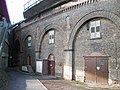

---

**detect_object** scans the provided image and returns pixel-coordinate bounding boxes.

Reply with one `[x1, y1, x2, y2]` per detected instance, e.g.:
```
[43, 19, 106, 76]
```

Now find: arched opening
[27, 56, 32, 65]
[48, 54, 55, 75]
[13, 39, 20, 67]
[38, 24, 67, 58]
[72, 17, 120, 84]
[67, 10, 120, 83]
[22, 35, 36, 72]
[39, 27, 65, 77]
[27, 55, 35, 72]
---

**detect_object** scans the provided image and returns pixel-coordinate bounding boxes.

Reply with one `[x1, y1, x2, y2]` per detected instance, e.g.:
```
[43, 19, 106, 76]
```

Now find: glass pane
[49, 30, 54, 36]
[49, 30, 55, 44]
[49, 31, 51, 36]
[28, 43, 32, 47]
[51, 39, 54, 43]
[95, 32, 101, 38]
[49, 39, 51, 44]
[28, 36, 32, 41]
[90, 21, 95, 27]
[49, 35, 51, 39]
[96, 20, 100, 26]
[91, 27, 95, 33]
[52, 35, 54, 39]
[96, 26, 100, 32]
[50, 55, 54, 60]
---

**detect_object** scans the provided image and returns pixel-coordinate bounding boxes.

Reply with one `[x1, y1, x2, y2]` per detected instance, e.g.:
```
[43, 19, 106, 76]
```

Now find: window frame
[27, 36, 32, 47]
[90, 20, 101, 39]
[49, 30, 55, 44]
[28, 36, 32, 41]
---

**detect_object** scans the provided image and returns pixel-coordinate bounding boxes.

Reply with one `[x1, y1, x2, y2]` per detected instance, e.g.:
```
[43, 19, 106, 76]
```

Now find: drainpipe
[114, 34, 119, 84]
[115, 41, 118, 84]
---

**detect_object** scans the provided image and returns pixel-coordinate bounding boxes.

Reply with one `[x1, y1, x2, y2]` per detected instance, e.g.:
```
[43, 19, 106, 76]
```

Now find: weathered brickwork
[14, 0, 120, 84]
[40, 30, 65, 77]
[74, 18, 120, 83]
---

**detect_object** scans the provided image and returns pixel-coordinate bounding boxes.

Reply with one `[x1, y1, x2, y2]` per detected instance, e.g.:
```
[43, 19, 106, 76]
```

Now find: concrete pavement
[7, 69, 120, 90]
[7, 70, 47, 90]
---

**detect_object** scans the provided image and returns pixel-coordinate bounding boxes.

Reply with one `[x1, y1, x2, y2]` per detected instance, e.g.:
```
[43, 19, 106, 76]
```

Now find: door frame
[27, 56, 32, 65]
[48, 53, 55, 75]
[84, 56, 109, 84]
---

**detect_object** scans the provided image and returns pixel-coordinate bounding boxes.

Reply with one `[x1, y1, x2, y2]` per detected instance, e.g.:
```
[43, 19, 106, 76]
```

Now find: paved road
[7, 70, 47, 90]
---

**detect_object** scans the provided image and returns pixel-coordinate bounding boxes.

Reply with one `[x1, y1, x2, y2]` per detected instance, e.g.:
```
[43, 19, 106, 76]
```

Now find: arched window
[27, 36, 32, 47]
[48, 54, 55, 61]
[49, 30, 55, 44]
[90, 20, 101, 39]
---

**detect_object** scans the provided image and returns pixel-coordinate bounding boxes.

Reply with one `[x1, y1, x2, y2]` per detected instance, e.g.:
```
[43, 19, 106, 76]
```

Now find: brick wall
[14, 0, 120, 84]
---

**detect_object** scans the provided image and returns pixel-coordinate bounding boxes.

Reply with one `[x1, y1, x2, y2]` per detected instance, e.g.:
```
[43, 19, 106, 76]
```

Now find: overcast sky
[6, 0, 29, 24]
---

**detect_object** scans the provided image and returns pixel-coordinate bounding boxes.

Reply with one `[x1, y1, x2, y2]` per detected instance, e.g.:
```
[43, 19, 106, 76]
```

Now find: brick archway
[69, 10, 120, 49]
[48, 53, 55, 75]
[21, 31, 36, 51]
[38, 24, 67, 54]
[13, 39, 21, 67]
[68, 10, 120, 80]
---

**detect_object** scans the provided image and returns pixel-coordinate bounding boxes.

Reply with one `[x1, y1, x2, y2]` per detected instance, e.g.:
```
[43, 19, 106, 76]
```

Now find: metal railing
[38, 0, 101, 20]
[24, 0, 43, 11]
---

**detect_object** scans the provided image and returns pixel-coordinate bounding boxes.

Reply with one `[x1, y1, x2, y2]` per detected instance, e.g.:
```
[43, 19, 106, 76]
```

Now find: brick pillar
[63, 49, 73, 80]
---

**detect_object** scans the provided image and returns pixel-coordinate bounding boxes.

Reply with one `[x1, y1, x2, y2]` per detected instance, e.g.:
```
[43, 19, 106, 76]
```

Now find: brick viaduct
[13, 0, 120, 84]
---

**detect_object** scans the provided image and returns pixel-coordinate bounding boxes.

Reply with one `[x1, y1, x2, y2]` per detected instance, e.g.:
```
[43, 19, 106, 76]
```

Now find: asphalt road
[7, 70, 47, 90]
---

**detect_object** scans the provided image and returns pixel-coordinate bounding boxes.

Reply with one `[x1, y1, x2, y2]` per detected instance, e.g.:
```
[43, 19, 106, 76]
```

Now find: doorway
[12, 39, 20, 67]
[27, 56, 35, 72]
[84, 56, 108, 84]
[48, 54, 55, 75]
[27, 56, 32, 65]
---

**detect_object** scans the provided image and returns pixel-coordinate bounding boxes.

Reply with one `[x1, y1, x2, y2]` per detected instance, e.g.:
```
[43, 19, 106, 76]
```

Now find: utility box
[36, 59, 48, 75]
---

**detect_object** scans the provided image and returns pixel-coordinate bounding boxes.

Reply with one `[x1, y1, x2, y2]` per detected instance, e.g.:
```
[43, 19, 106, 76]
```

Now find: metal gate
[84, 56, 108, 84]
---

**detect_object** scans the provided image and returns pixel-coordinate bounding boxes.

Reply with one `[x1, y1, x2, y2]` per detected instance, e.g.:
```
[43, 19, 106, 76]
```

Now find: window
[90, 20, 101, 39]
[28, 43, 32, 47]
[27, 36, 32, 47]
[49, 30, 55, 44]
[28, 36, 31, 41]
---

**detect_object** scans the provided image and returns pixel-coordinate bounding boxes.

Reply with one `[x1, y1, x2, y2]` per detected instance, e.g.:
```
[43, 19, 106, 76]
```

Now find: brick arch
[14, 38, 21, 51]
[21, 31, 36, 51]
[68, 10, 120, 80]
[69, 10, 120, 49]
[48, 53, 55, 61]
[14, 39, 20, 50]
[13, 39, 21, 67]
[38, 23, 67, 52]
[14, 34, 23, 52]
[20, 33, 36, 69]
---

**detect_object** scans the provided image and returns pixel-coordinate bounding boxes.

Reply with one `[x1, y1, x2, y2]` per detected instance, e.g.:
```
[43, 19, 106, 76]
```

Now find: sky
[6, 0, 29, 24]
